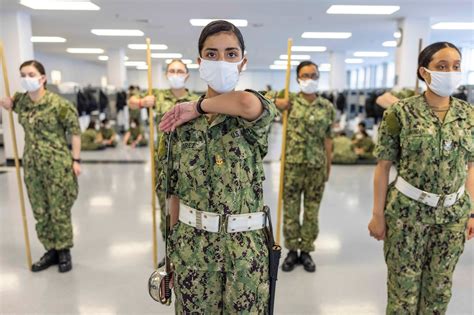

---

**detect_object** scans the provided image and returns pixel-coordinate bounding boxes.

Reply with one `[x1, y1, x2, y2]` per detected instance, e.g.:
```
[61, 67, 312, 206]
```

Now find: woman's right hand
[368, 212, 386, 241]
[0, 97, 13, 110]
[143, 95, 156, 108]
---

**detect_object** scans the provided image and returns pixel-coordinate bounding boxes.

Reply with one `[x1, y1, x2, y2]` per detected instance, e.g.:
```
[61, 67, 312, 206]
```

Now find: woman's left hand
[467, 217, 474, 240]
[73, 161, 81, 176]
[159, 101, 200, 132]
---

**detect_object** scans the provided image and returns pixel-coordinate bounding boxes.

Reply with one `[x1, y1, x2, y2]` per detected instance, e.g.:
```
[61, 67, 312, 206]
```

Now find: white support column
[395, 18, 431, 89]
[329, 52, 346, 92]
[0, 11, 34, 161]
[107, 49, 127, 90]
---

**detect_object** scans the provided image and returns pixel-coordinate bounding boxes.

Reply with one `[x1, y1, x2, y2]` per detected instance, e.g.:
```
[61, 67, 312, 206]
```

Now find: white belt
[179, 202, 266, 233]
[394, 177, 465, 208]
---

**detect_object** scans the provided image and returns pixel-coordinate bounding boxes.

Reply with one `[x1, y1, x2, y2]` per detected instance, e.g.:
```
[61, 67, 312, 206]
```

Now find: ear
[39, 74, 47, 84]
[238, 57, 248, 73]
[197, 57, 202, 66]
[419, 67, 431, 84]
[184, 72, 190, 81]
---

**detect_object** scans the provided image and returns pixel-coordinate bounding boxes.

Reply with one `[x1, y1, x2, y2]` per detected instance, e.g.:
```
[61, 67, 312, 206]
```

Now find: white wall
[35, 52, 107, 86]
[127, 68, 330, 93]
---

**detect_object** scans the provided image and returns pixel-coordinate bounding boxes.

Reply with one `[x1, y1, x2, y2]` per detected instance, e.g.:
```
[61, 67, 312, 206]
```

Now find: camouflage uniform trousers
[283, 163, 326, 252]
[173, 265, 269, 314]
[384, 202, 468, 314]
[23, 155, 78, 250]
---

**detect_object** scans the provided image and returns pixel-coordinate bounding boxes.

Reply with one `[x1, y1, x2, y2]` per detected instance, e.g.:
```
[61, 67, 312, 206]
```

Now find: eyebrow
[204, 47, 240, 51]
[435, 59, 461, 63]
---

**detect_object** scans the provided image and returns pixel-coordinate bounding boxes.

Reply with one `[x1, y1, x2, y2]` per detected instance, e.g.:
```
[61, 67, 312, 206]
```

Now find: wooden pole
[276, 38, 293, 246]
[146, 38, 158, 268]
[415, 38, 423, 95]
[0, 41, 32, 268]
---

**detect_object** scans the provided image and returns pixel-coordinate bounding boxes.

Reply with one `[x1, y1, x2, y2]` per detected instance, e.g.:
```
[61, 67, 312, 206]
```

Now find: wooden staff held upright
[146, 38, 158, 268]
[276, 38, 293, 246]
[0, 41, 33, 268]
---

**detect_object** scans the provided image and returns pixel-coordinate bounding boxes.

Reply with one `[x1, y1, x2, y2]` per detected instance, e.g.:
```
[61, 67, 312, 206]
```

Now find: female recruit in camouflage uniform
[130, 60, 199, 241]
[1, 60, 81, 273]
[369, 42, 474, 314]
[157, 21, 277, 314]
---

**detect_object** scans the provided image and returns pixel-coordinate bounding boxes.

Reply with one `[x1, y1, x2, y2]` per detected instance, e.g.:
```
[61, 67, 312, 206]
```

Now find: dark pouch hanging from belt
[263, 206, 281, 315]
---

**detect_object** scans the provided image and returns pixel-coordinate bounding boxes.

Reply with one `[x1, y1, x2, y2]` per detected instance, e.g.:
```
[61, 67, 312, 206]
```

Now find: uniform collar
[297, 92, 321, 106]
[418, 94, 467, 124]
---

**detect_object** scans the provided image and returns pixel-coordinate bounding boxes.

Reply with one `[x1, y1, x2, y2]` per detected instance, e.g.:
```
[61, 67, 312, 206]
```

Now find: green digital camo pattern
[157, 90, 276, 313]
[127, 126, 147, 146]
[353, 135, 375, 159]
[332, 136, 358, 164]
[274, 92, 336, 165]
[148, 89, 199, 238]
[81, 129, 101, 150]
[173, 264, 268, 314]
[283, 163, 326, 252]
[13, 90, 80, 250]
[375, 94, 473, 314]
[269, 92, 335, 252]
[392, 88, 416, 100]
[100, 127, 117, 147]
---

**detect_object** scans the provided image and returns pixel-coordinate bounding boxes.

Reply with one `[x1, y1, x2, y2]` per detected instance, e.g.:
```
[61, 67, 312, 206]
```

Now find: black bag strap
[263, 206, 276, 247]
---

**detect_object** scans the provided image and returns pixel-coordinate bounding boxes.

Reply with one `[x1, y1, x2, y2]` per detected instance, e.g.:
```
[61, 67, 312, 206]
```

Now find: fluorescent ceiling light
[67, 48, 104, 54]
[31, 36, 66, 43]
[382, 41, 397, 47]
[292, 46, 327, 52]
[393, 31, 401, 39]
[124, 61, 146, 67]
[166, 59, 193, 64]
[270, 65, 293, 70]
[190, 19, 248, 27]
[187, 64, 200, 69]
[280, 54, 310, 60]
[151, 53, 183, 59]
[302, 32, 352, 39]
[124, 56, 129, 61]
[345, 58, 364, 64]
[327, 5, 400, 15]
[274, 60, 300, 66]
[98, 55, 109, 61]
[91, 29, 144, 36]
[128, 44, 168, 50]
[20, 0, 100, 10]
[353, 51, 389, 57]
[431, 22, 474, 30]
[136, 65, 148, 70]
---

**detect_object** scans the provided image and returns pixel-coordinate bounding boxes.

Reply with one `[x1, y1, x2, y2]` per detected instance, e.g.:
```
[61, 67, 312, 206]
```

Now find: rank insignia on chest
[215, 155, 224, 165]
[443, 140, 453, 151]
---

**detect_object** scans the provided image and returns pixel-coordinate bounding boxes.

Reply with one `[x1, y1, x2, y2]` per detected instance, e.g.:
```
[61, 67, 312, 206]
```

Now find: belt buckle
[219, 214, 229, 233]
[437, 195, 446, 208]
[195, 210, 203, 230]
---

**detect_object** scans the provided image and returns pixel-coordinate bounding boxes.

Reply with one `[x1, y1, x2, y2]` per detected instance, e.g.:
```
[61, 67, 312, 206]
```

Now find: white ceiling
[1, 0, 473, 70]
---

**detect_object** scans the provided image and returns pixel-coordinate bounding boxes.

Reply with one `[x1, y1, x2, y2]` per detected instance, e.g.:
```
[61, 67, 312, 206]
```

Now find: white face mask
[199, 59, 243, 93]
[424, 68, 462, 97]
[167, 75, 187, 89]
[298, 79, 319, 94]
[130, 123, 137, 129]
[21, 76, 42, 92]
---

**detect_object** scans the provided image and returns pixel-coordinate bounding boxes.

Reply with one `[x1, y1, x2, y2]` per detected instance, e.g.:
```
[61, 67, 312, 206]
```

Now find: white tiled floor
[0, 138, 472, 314]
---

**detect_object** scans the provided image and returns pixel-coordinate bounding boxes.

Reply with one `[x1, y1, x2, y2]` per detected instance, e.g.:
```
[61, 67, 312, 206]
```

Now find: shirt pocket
[401, 134, 434, 159]
[459, 136, 474, 163]
[178, 141, 206, 188]
[222, 129, 253, 185]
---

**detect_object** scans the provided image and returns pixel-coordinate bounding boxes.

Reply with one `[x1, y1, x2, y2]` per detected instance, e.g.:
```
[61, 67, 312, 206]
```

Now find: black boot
[299, 251, 316, 272]
[281, 250, 299, 272]
[31, 249, 59, 272]
[58, 249, 72, 273]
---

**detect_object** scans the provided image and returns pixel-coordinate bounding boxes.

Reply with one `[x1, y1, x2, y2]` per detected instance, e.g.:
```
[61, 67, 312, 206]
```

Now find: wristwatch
[73, 158, 81, 164]
[470, 213, 474, 219]
[196, 95, 207, 115]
